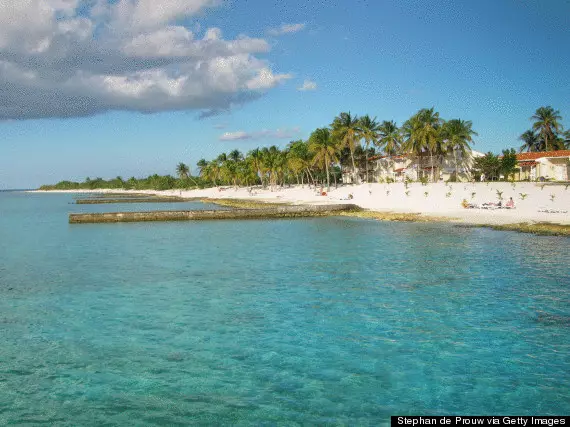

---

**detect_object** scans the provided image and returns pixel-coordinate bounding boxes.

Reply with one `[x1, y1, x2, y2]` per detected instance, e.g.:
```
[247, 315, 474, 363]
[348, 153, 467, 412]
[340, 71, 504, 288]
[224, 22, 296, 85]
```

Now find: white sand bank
[31, 182, 570, 225]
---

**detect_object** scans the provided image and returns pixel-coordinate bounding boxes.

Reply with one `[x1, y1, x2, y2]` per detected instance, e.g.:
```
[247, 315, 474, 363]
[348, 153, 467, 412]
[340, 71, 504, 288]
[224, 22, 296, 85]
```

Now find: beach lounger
[538, 208, 568, 214]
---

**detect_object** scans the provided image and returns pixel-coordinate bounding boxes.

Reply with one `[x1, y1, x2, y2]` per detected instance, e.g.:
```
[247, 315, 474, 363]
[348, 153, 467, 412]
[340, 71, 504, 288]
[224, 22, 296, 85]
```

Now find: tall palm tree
[377, 120, 401, 156]
[262, 146, 282, 190]
[309, 128, 338, 191]
[176, 162, 189, 180]
[196, 159, 208, 176]
[531, 106, 563, 152]
[247, 148, 264, 187]
[331, 112, 361, 184]
[229, 149, 243, 163]
[518, 130, 539, 153]
[376, 120, 402, 179]
[441, 119, 477, 181]
[287, 140, 315, 187]
[359, 115, 380, 182]
[402, 108, 443, 182]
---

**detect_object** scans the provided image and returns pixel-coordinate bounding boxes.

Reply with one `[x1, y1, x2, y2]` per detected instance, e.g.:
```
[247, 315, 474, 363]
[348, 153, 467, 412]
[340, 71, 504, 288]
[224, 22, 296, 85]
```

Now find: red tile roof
[519, 161, 536, 167]
[516, 150, 570, 161]
[394, 168, 406, 173]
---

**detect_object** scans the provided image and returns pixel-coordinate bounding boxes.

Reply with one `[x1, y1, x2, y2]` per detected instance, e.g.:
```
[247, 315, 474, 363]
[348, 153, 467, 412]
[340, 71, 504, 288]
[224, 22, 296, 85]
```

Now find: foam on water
[1, 192, 569, 425]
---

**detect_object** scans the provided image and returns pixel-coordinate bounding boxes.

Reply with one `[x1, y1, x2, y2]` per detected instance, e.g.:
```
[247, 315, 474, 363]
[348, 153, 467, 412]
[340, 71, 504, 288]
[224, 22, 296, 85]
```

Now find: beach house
[370, 150, 484, 182]
[514, 150, 570, 181]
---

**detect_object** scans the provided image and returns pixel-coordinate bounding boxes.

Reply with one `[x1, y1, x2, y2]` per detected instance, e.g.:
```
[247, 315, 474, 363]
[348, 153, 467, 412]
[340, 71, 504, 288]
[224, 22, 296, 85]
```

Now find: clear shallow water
[1, 192, 569, 425]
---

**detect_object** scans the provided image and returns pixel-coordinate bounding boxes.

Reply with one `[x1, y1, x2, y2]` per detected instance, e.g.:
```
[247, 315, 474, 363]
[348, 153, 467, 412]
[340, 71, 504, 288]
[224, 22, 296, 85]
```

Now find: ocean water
[1, 191, 569, 425]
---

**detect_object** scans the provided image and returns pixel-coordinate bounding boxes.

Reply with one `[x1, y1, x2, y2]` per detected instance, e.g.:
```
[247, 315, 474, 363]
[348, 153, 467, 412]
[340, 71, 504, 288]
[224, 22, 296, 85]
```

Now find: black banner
[391, 417, 569, 427]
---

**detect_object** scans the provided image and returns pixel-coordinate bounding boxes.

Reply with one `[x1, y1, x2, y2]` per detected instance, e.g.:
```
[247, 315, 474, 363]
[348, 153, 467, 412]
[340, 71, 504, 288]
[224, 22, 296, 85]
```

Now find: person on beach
[506, 197, 515, 208]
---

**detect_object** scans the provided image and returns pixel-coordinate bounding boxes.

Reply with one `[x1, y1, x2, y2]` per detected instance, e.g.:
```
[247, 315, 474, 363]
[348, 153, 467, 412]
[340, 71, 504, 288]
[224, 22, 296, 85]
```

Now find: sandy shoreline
[29, 182, 570, 226]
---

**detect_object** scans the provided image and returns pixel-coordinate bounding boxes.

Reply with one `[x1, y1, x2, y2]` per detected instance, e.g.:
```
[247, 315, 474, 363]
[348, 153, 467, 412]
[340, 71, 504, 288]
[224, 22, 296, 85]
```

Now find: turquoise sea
[1, 191, 569, 425]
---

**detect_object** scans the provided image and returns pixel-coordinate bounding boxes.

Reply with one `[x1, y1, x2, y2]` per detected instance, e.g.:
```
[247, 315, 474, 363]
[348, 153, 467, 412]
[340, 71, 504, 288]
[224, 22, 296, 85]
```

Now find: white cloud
[219, 127, 300, 141]
[267, 23, 305, 36]
[297, 79, 317, 91]
[220, 131, 250, 141]
[0, 0, 292, 120]
[107, 0, 220, 32]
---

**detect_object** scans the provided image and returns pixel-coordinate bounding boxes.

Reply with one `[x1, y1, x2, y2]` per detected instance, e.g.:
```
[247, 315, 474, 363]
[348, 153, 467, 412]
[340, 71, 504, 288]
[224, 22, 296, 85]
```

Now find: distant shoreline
[29, 182, 570, 235]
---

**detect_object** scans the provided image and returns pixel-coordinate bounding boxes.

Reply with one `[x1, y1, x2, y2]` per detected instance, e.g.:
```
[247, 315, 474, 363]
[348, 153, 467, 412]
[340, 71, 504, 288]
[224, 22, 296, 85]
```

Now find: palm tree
[229, 149, 243, 163]
[531, 106, 563, 152]
[220, 159, 238, 188]
[331, 112, 361, 184]
[309, 128, 338, 191]
[196, 159, 208, 176]
[287, 140, 314, 186]
[377, 120, 401, 156]
[518, 130, 539, 152]
[262, 146, 282, 190]
[247, 148, 264, 187]
[402, 108, 443, 182]
[359, 115, 380, 182]
[376, 120, 402, 179]
[176, 162, 189, 180]
[441, 119, 477, 181]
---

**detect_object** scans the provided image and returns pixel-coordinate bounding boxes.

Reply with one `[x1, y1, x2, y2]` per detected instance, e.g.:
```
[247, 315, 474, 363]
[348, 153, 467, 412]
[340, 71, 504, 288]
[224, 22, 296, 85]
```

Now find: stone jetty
[69, 204, 361, 223]
[74, 196, 196, 204]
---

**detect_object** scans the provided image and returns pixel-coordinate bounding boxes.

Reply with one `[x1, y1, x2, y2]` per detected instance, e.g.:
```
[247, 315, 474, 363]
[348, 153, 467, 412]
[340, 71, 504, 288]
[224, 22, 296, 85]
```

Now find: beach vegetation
[40, 105, 567, 191]
[519, 106, 566, 152]
[441, 119, 478, 181]
[358, 115, 381, 183]
[500, 149, 518, 180]
[309, 128, 338, 192]
[474, 152, 501, 181]
[402, 108, 444, 182]
[331, 112, 362, 183]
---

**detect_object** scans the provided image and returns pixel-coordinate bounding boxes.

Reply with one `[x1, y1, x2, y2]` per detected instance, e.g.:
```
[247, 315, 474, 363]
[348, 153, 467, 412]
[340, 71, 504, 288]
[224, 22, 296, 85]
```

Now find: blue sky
[1, 0, 569, 188]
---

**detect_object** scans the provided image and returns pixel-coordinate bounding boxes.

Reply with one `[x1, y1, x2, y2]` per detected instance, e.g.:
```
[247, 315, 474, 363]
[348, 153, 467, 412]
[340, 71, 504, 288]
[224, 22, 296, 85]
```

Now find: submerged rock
[537, 312, 570, 326]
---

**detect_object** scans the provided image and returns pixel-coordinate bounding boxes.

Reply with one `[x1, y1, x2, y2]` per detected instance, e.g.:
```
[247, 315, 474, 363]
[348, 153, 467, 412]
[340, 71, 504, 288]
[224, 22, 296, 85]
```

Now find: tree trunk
[325, 158, 330, 192]
[350, 144, 357, 184]
[454, 149, 458, 182]
[333, 167, 337, 188]
[430, 150, 435, 182]
[364, 141, 370, 183]
[306, 168, 315, 187]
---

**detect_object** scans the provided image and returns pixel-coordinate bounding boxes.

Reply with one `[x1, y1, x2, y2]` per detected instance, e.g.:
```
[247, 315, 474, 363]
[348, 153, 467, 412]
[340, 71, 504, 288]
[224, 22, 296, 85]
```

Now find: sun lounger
[538, 208, 568, 214]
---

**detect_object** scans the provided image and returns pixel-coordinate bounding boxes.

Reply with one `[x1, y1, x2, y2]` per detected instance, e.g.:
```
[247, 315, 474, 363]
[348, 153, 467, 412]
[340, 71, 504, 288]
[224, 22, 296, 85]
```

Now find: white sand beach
[32, 182, 570, 226]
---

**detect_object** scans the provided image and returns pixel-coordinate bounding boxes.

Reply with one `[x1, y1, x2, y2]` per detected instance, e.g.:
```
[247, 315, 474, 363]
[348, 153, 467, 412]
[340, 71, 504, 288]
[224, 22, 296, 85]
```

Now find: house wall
[516, 158, 570, 181]
[373, 151, 479, 182]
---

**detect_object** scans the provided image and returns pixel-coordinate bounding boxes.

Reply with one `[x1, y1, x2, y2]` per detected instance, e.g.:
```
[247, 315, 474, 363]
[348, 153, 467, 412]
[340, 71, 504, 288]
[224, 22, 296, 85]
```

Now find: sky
[1, 0, 569, 189]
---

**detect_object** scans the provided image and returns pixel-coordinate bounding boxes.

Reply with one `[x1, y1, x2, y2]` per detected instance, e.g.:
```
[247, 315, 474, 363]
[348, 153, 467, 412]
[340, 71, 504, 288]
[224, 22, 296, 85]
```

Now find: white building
[371, 150, 485, 182]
